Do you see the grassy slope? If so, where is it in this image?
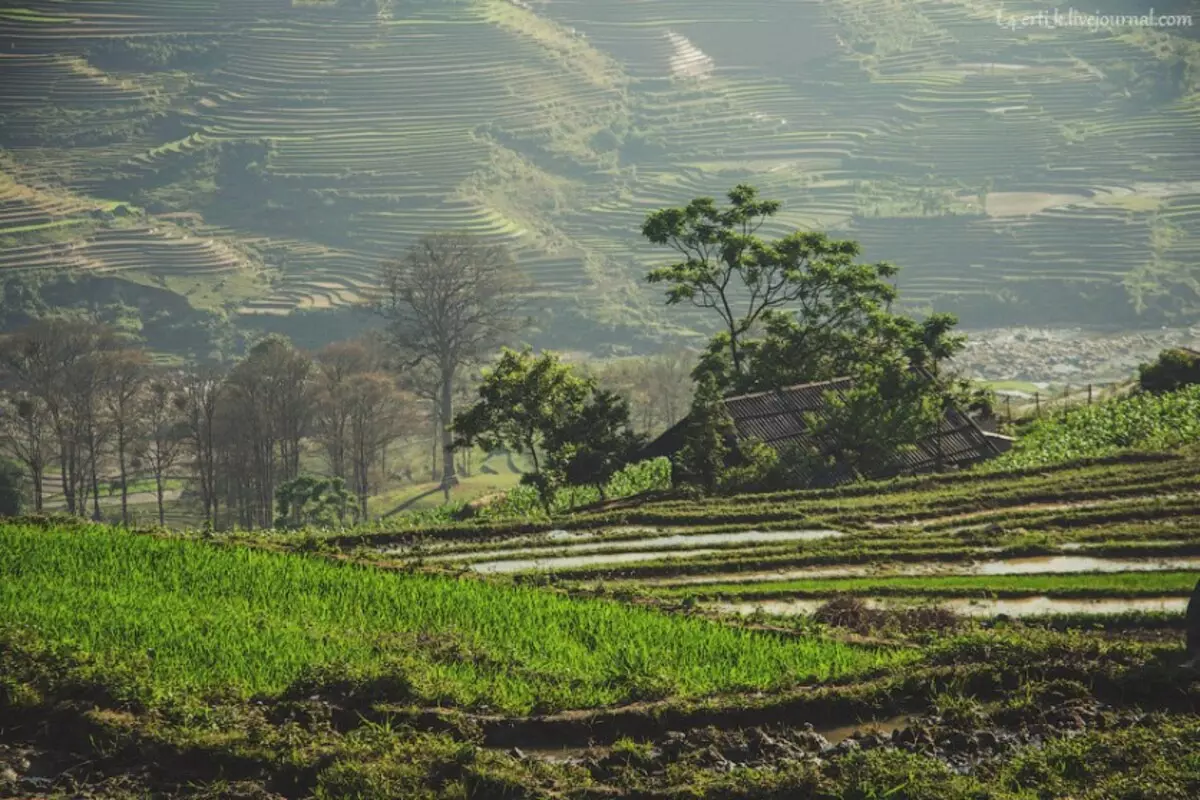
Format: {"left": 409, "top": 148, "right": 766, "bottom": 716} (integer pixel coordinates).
{"left": 0, "top": 523, "right": 906, "bottom": 713}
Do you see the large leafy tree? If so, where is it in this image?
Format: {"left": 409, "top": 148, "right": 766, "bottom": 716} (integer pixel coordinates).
{"left": 453, "top": 349, "right": 592, "bottom": 476}
{"left": 544, "top": 388, "right": 643, "bottom": 500}
{"left": 643, "top": 185, "right": 899, "bottom": 393}
{"left": 454, "top": 349, "right": 641, "bottom": 507}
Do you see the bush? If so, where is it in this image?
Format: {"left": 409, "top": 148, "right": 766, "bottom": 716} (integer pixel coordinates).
{"left": 1139, "top": 348, "right": 1200, "bottom": 393}
{"left": 473, "top": 457, "right": 671, "bottom": 520}
{"left": 992, "top": 385, "right": 1200, "bottom": 469}
{"left": 0, "top": 458, "right": 25, "bottom": 517}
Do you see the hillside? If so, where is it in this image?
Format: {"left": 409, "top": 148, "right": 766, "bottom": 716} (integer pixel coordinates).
{"left": 2, "top": 449, "right": 1198, "bottom": 796}
{"left": 1, "top": 0, "right": 1199, "bottom": 357}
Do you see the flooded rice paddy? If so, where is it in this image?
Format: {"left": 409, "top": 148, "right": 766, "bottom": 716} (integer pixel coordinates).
{"left": 426, "top": 530, "right": 843, "bottom": 568}
{"left": 650, "top": 555, "right": 1200, "bottom": 586}
{"left": 467, "top": 548, "right": 724, "bottom": 574}
{"left": 715, "top": 596, "right": 1189, "bottom": 618}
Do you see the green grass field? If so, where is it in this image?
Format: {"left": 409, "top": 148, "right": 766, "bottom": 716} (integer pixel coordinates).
{"left": 0, "top": 523, "right": 905, "bottom": 713}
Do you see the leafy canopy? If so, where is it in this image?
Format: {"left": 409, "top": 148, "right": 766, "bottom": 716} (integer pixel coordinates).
{"left": 454, "top": 349, "right": 642, "bottom": 508}
{"left": 643, "top": 184, "right": 901, "bottom": 393}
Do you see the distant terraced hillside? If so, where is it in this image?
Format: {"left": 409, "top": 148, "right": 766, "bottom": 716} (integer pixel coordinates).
{"left": 1, "top": 0, "right": 1198, "bottom": 356}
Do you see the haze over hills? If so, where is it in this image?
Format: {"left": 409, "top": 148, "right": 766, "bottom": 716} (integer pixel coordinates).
{"left": 0, "top": 0, "right": 1198, "bottom": 360}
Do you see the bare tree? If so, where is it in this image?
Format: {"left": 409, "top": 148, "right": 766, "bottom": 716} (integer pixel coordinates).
{"left": 101, "top": 348, "right": 150, "bottom": 525}
{"left": 139, "top": 377, "right": 186, "bottom": 527}
{"left": 346, "top": 372, "right": 411, "bottom": 521}
{"left": 219, "top": 336, "right": 315, "bottom": 528}
{"left": 0, "top": 393, "right": 52, "bottom": 511}
{"left": 313, "top": 339, "right": 378, "bottom": 482}
{"left": 376, "top": 232, "right": 528, "bottom": 493}
{"left": 0, "top": 318, "right": 118, "bottom": 515}
{"left": 176, "top": 365, "right": 224, "bottom": 529}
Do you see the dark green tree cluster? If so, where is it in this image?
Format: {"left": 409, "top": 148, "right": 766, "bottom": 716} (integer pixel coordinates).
{"left": 1139, "top": 348, "right": 1200, "bottom": 394}
{"left": 0, "top": 456, "right": 25, "bottom": 517}
{"left": 643, "top": 185, "right": 979, "bottom": 491}
{"left": 453, "top": 349, "right": 643, "bottom": 509}
{"left": 274, "top": 475, "right": 351, "bottom": 529}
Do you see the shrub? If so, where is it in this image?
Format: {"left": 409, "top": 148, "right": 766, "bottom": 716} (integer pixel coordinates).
{"left": 992, "top": 385, "right": 1200, "bottom": 469}
{"left": 1139, "top": 348, "right": 1200, "bottom": 393}
{"left": 0, "top": 458, "right": 25, "bottom": 518}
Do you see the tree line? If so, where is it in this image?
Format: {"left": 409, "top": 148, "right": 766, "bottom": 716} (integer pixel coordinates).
{"left": 1, "top": 184, "right": 1003, "bottom": 524}
{"left": 0, "top": 323, "right": 411, "bottom": 527}
{"left": 0, "top": 232, "right": 694, "bottom": 525}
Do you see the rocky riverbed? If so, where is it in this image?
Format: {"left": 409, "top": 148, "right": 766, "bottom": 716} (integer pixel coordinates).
{"left": 953, "top": 326, "right": 1200, "bottom": 385}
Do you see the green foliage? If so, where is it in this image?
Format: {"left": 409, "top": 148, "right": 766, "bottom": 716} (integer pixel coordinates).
{"left": 0, "top": 523, "right": 904, "bottom": 712}
{"left": 672, "top": 373, "right": 736, "bottom": 493}
{"left": 717, "top": 439, "right": 782, "bottom": 495}
{"left": 474, "top": 457, "right": 671, "bottom": 520}
{"left": 994, "top": 385, "right": 1200, "bottom": 469}
{"left": 643, "top": 184, "right": 900, "bottom": 393}
{"left": 0, "top": 457, "right": 25, "bottom": 517}
{"left": 456, "top": 349, "right": 642, "bottom": 510}
{"left": 1139, "top": 348, "right": 1200, "bottom": 394}
{"left": 544, "top": 387, "right": 644, "bottom": 497}
{"left": 454, "top": 348, "right": 591, "bottom": 476}
{"left": 805, "top": 360, "right": 943, "bottom": 482}
{"left": 274, "top": 475, "right": 350, "bottom": 529}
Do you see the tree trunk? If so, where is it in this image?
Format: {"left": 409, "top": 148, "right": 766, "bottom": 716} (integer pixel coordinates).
{"left": 727, "top": 320, "right": 742, "bottom": 379}
{"left": 60, "top": 442, "right": 72, "bottom": 515}
{"left": 31, "top": 466, "right": 43, "bottom": 512}
{"left": 526, "top": 435, "right": 540, "bottom": 475}
{"left": 155, "top": 472, "right": 165, "bottom": 527}
{"left": 430, "top": 412, "right": 439, "bottom": 482}
{"left": 440, "top": 371, "right": 457, "bottom": 490}
{"left": 117, "top": 424, "right": 129, "bottom": 525}
{"left": 89, "top": 442, "right": 101, "bottom": 522}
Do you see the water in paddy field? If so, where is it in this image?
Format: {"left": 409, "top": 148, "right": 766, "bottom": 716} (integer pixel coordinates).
{"left": 468, "top": 548, "right": 725, "bottom": 574}
{"left": 714, "top": 597, "right": 1189, "bottom": 618}
{"left": 424, "top": 530, "right": 844, "bottom": 566}
{"left": 647, "top": 555, "right": 1200, "bottom": 586}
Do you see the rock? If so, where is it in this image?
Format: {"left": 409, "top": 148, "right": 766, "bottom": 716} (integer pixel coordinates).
{"left": 858, "top": 732, "right": 888, "bottom": 750}
{"left": 1187, "top": 578, "right": 1200, "bottom": 658}
{"left": 507, "top": 747, "right": 526, "bottom": 760}
{"left": 795, "top": 729, "right": 830, "bottom": 753}
{"left": 828, "top": 738, "right": 861, "bottom": 757}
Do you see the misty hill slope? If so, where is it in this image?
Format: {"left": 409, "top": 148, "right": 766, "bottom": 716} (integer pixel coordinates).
{"left": 1, "top": 0, "right": 1198, "bottom": 353}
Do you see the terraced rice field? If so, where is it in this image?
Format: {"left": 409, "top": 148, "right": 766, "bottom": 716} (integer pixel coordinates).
{"left": 1, "top": 0, "right": 1198, "bottom": 349}
{"left": 3, "top": 449, "right": 1200, "bottom": 796}
{"left": 354, "top": 449, "right": 1200, "bottom": 626}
